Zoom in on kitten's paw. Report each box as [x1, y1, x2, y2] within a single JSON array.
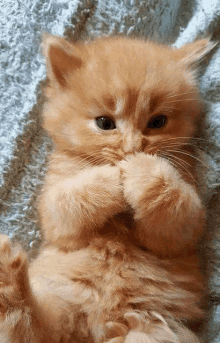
[[104, 321, 128, 342], [119, 153, 204, 255], [0, 235, 30, 314], [104, 312, 177, 343], [124, 311, 177, 343], [119, 152, 173, 210], [124, 311, 176, 342], [124, 312, 200, 343]]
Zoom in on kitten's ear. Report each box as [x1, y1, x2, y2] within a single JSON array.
[[175, 39, 217, 69], [42, 34, 83, 88]]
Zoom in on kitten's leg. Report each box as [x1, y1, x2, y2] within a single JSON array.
[[120, 153, 205, 256], [40, 165, 125, 250], [104, 312, 200, 343], [0, 235, 74, 343]]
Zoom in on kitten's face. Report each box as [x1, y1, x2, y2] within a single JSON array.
[[43, 36, 213, 164]]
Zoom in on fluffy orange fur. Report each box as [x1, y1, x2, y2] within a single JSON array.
[[0, 35, 215, 342]]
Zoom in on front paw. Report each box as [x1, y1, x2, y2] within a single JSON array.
[[119, 153, 170, 211], [0, 235, 30, 314], [119, 153, 204, 255]]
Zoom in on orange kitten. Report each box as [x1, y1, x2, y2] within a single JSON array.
[[0, 35, 215, 343]]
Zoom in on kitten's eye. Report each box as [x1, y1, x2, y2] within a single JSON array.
[[147, 115, 167, 129], [96, 116, 116, 130]]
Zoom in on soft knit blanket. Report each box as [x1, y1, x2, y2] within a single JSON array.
[[0, 0, 220, 341]]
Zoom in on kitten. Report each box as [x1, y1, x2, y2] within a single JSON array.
[[0, 35, 215, 343]]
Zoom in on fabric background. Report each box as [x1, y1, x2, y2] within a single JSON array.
[[0, 0, 220, 341]]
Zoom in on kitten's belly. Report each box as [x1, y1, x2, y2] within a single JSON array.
[[29, 236, 204, 325]]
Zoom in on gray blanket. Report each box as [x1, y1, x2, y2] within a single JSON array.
[[0, 0, 220, 341]]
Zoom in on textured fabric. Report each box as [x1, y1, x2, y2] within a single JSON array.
[[0, 0, 220, 341]]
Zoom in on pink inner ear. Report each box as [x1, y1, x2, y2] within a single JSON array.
[[49, 45, 83, 88]]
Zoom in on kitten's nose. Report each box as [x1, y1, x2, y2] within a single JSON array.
[[122, 130, 142, 153]]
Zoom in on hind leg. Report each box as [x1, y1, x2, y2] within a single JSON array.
[[0, 234, 42, 342], [0, 235, 74, 343], [103, 311, 200, 343]]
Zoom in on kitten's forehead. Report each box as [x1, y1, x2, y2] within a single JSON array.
[[82, 41, 190, 120], [99, 86, 172, 120], [103, 89, 145, 125], [68, 38, 200, 131]]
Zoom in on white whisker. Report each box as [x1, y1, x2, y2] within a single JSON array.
[[164, 148, 209, 168], [159, 152, 197, 184], [158, 152, 183, 176]]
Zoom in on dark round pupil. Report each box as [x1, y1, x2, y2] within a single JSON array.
[[147, 115, 167, 129], [96, 116, 116, 130]]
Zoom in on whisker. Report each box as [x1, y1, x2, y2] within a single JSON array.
[[102, 147, 124, 158], [69, 154, 107, 168], [164, 153, 192, 168], [157, 137, 209, 143], [164, 148, 209, 168], [47, 156, 61, 166], [47, 147, 116, 171], [158, 152, 183, 176], [70, 154, 100, 164], [147, 137, 210, 153], [83, 155, 106, 165], [166, 153, 197, 183], [100, 154, 116, 164], [159, 152, 197, 184], [158, 143, 206, 152]]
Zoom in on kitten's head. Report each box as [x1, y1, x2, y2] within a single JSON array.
[[42, 35, 215, 164]]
